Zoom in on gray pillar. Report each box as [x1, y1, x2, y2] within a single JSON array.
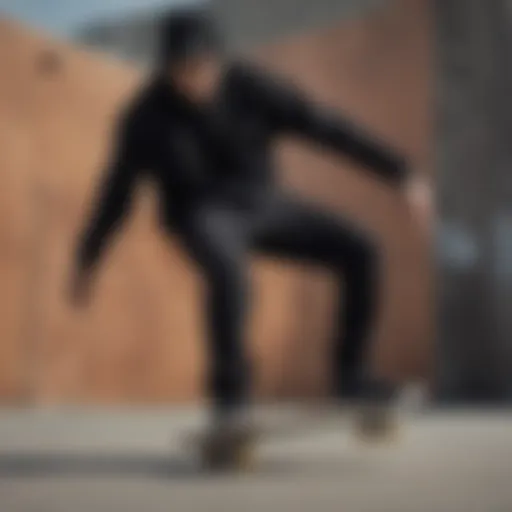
[[436, 0, 512, 402]]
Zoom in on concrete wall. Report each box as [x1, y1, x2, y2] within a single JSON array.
[[436, 0, 512, 402], [76, 0, 388, 62], [0, 0, 432, 404]]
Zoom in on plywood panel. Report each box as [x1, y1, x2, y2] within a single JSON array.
[[0, 0, 432, 403]]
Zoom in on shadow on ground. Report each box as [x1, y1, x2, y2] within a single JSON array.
[[0, 451, 372, 480]]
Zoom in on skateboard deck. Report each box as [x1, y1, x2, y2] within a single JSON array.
[[189, 426, 259, 471], [352, 403, 402, 444]]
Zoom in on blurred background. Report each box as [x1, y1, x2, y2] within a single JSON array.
[[1, 1, 512, 511]]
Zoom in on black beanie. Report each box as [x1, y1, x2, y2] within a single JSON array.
[[157, 8, 223, 67]]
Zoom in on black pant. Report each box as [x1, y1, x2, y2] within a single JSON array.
[[176, 192, 379, 413]]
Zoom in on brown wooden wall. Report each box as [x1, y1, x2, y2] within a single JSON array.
[[0, 0, 432, 404]]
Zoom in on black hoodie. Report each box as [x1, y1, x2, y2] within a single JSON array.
[[76, 12, 408, 271]]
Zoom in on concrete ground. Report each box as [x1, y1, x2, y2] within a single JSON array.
[[0, 407, 511, 512]]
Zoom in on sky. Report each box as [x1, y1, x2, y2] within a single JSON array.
[[0, 0, 202, 35]]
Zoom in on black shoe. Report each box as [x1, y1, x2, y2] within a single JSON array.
[[337, 371, 398, 407], [212, 405, 254, 431]]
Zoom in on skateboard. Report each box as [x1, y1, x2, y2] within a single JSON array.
[[187, 403, 400, 471]]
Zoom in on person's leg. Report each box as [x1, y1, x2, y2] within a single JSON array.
[[253, 195, 380, 398], [178, 203, 252, 419]]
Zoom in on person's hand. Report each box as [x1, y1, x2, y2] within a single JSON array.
[[69, 266, 93, 308], [402, 172, 433, 232]]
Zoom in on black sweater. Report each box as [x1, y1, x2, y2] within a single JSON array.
[[77, 62, 408, 270]]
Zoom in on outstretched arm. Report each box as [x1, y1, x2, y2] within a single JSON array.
[[239, 65, 409, 185], [71, 115, 145, 305]]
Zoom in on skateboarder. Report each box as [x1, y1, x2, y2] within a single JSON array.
[[70, 9, 430, 450]]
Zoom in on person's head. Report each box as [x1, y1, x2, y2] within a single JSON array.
[[157, 9, 225, 103]]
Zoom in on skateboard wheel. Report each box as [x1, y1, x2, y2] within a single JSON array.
[[353, 406, 400, 444], [199, 432, 256, 471]]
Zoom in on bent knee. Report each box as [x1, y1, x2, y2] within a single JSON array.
[[339, 234, 379, 278], [201, 253, 248, 297]]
